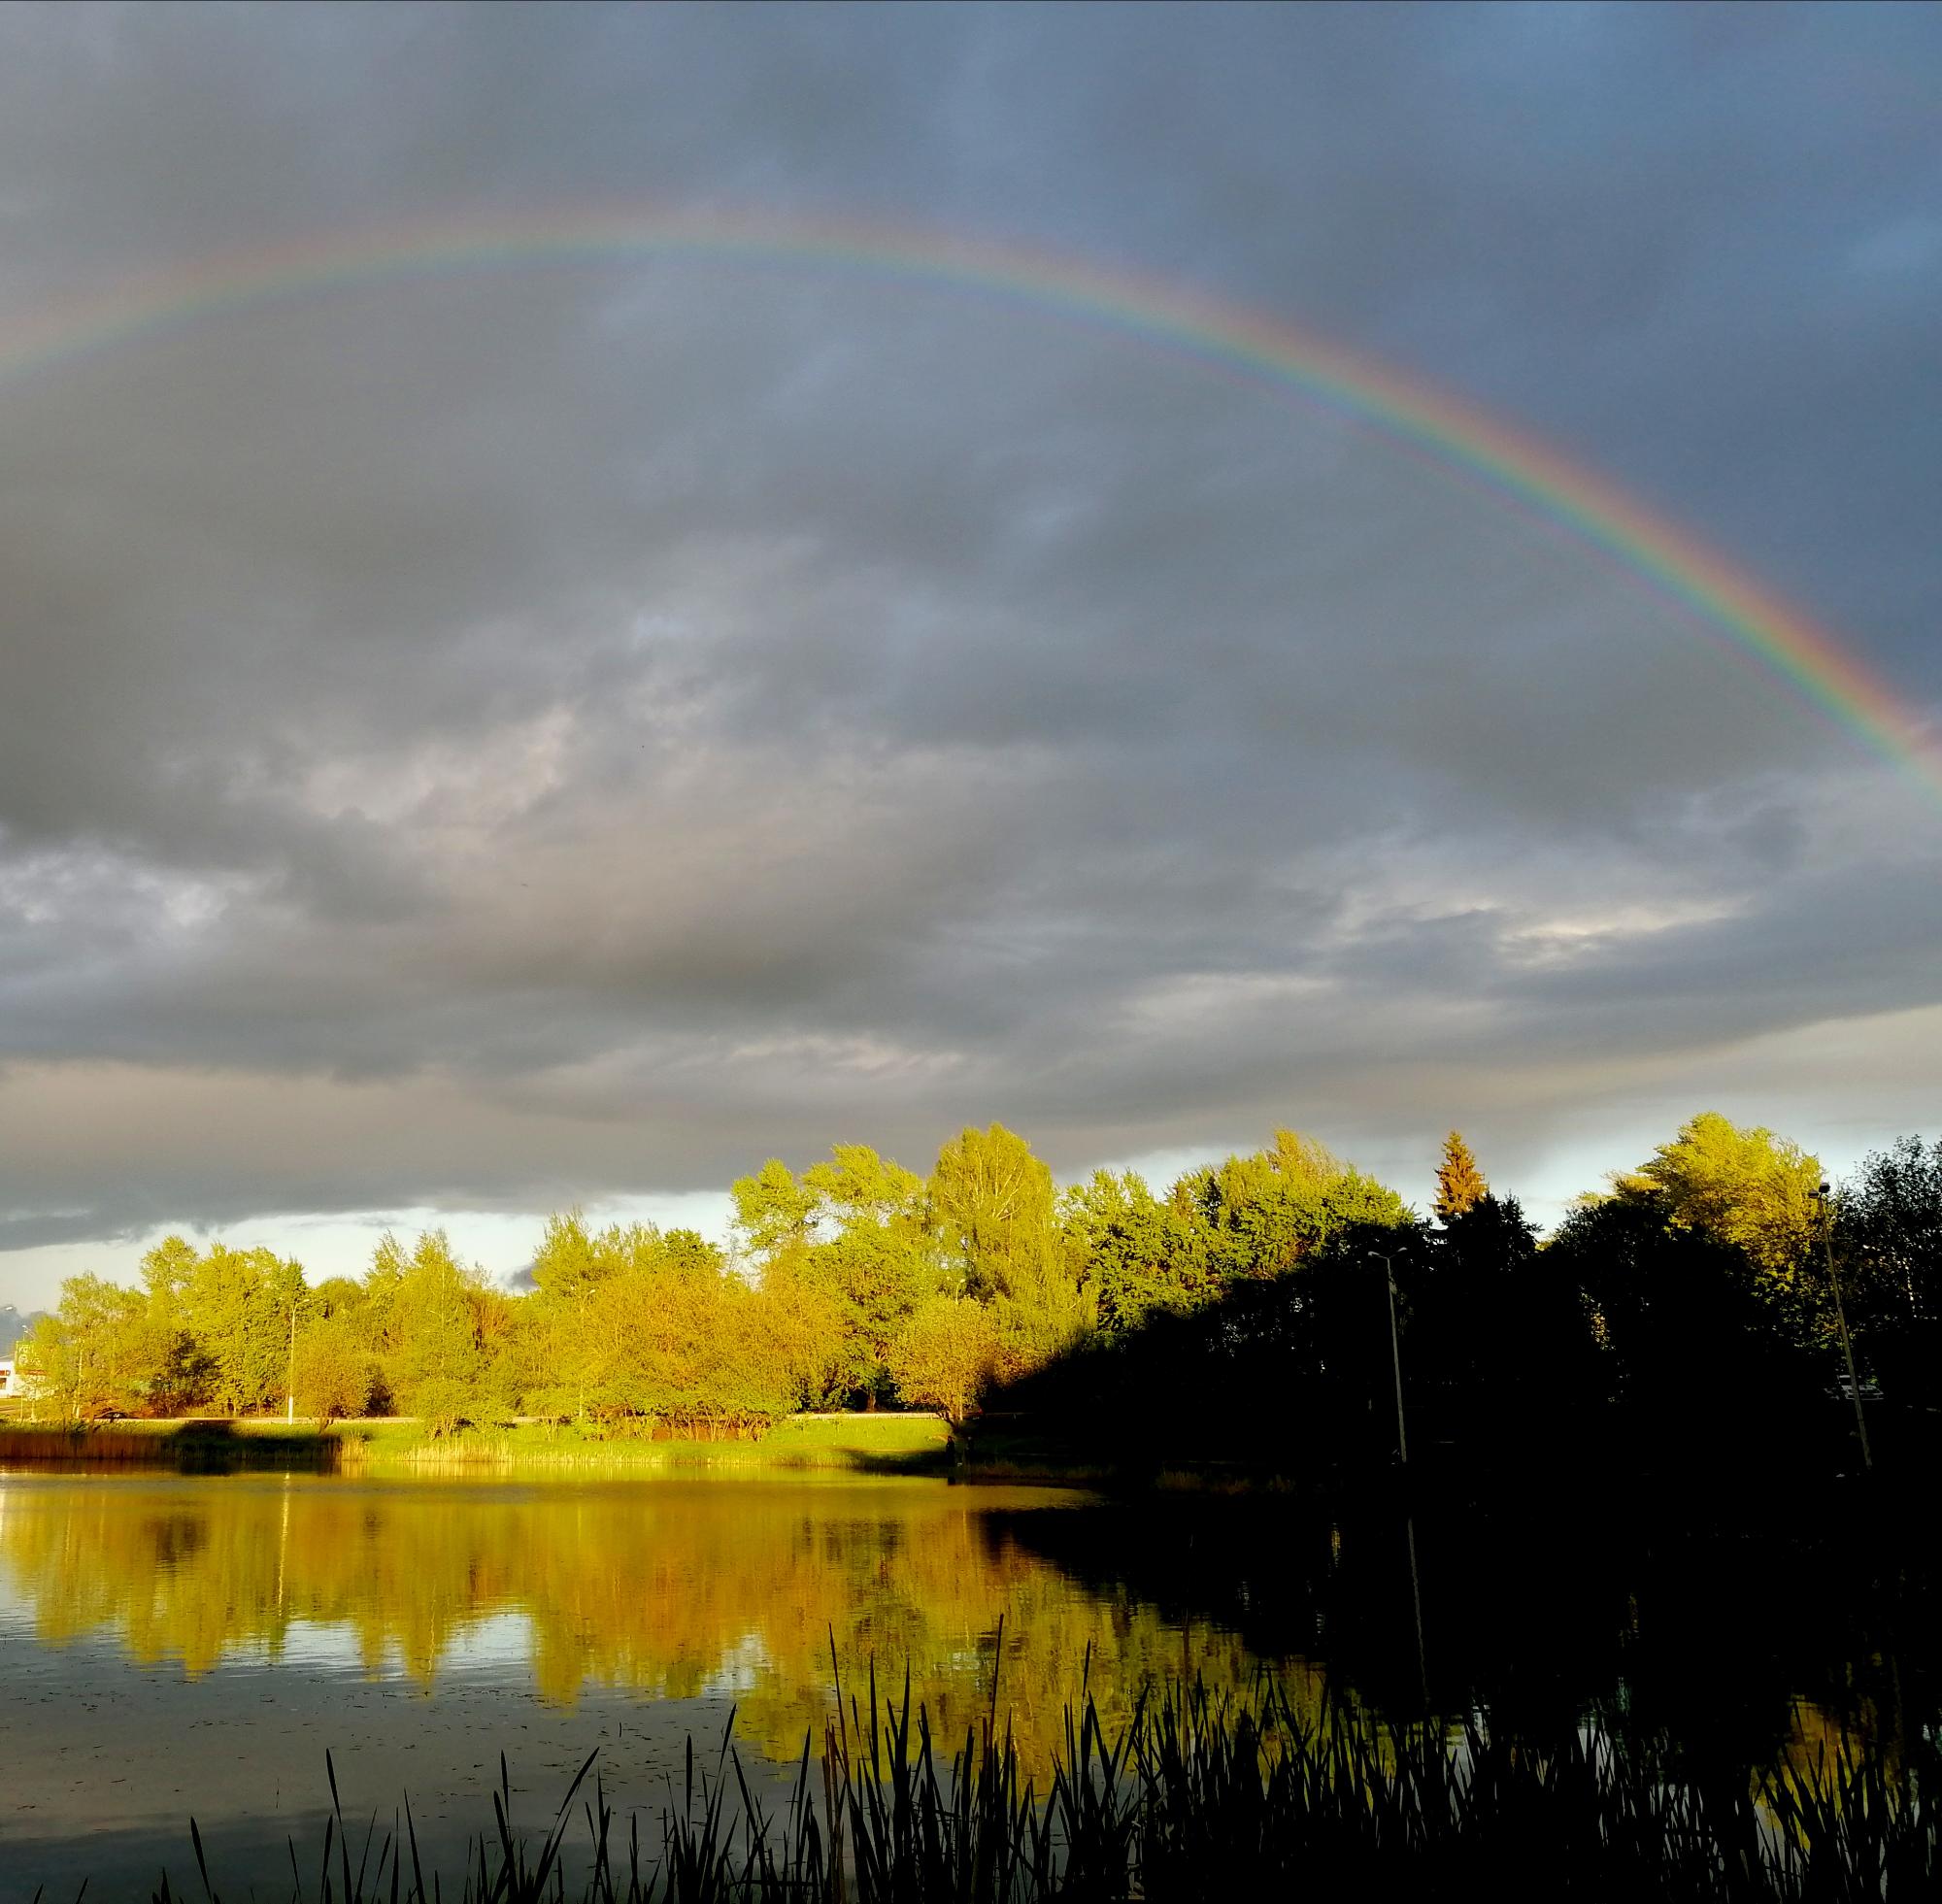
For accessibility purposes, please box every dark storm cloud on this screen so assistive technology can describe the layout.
[0,2,1936,1259]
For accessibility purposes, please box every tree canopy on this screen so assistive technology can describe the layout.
[14,1114,1938,1463]
[1433,1131,1489,1223]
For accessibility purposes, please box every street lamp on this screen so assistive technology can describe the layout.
[1376,1253,1408,1467]
[1816,1183,1872,1474]
[285,1292,315,1425]
[1377,1248,1427,1708]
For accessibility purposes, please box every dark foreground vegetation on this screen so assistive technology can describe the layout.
[130,1679,1935,1904]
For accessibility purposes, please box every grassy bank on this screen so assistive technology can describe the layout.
[133,1681,1935,1903]
[0,1411,954,1477]
[0,1418,343,1471]
[336,1412,953,1475]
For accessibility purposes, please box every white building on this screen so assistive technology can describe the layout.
[0,1359,26,1399]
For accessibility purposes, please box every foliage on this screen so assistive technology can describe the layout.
[375,1230,496,1431]
[734,1145,944,1403]
[930,1122,1060,1300]
[1837,1134,1942,1404]
[1265,1125,1346,1188]
[930,1125,1096,1380]
[522,1217,814,1429]
[747,1255,851,1409]
[18,1277,151,1420]
[727,1158,820,1261]
[1060,1170,1212,1336]
[11,1111,1938,1456]
[1634,1111,1825,1325]
[184,1241,306,1415]
[1414,1192,1602,1446]
[1546,1186,1825,1449]
[291,1314,375,1421]
[887,1296,1000,1423]
[1171,1135,1412,1285]
[1432,1129,1489,1222]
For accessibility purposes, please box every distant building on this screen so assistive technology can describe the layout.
[0,1359,27,1398]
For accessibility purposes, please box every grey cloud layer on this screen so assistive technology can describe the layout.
[0,4,1936,1250]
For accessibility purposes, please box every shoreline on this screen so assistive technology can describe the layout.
[0,1411,960,1478]
[7,1411,1931,1507]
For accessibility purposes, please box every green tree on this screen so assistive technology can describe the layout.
[887,1298,1000,1424]
[1633,1113,1824,1332]
[807,1223,937,1400]
[516,1218,802,1429]
[804,1145,928,1229]
[805,1145,940,1400]
[136,1235,210,1413]
[1837,1135,1942,1404]
[1059,1170,1211,1336]
[291,1314,375,1420]
[930,1124,1089,1378]
[21,1276,152,1419]
[520,1210,626,1418]
[931,1123,1059,1299]
[1174,1135,1411,1284]
[731,1146,943,1406]
[377,1231,490,1433]
[729,1160,821,1263]
[1433,1131,1489,1223]
[1268,1128,1347,1191]
[746,1257,851,1412]
[182,1244,306,1415]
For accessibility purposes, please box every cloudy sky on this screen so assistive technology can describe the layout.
[1,3,1937,1305]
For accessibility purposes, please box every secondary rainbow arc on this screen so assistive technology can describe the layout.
[5,206,1935,811]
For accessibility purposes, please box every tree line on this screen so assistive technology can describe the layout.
[14,1114,1940,1442]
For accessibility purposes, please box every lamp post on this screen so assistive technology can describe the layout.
[1377,1252,1408,1467]
[285,1292,314,1425]
[1816,1183,1872,1474]
[1377,1248,1428,1708]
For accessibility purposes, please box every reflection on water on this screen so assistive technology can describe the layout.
[0,1470,1931,1893]
[2,1472,1270,1893]
[0,1476,1262,1814]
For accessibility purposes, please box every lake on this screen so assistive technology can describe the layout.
[0,1468,1928,1896]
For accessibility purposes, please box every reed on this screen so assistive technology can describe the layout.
[103,1680,1938,1903]
[0,1420,340,1470]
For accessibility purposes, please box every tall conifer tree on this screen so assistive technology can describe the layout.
[1434,1131,1489,1222]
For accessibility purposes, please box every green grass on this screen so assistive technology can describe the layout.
[337,1412,952,1474]
[0,1412,954,1476]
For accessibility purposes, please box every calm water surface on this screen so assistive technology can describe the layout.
[0,1472,1256,1896]
[0,1469,1925,1897]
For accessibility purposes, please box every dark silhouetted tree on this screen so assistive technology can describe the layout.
[1837,1134,1942,1405]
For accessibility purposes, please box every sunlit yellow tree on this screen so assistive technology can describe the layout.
[931,1123,1092,1380]
[887,1296,1000,1424]
[1433,1131,1489,1223]
[374,1230,492,1432]
[19,1277,151,1419]
[1633,1112,1825,1328]
[184,1242,307,1415]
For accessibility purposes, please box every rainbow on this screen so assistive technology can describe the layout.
[6,206,1936,808]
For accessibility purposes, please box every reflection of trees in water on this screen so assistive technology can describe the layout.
[0,1482,1261,1769]
[14,1480,1925,1789]
[992,1495,1940,1792]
